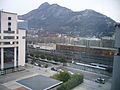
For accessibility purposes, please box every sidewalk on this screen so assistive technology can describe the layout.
[72,79,111,90]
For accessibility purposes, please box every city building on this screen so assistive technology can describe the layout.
[111,23,120,90]
[56,44,116,66]
[0,11,26,75]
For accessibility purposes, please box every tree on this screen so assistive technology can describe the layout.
[53,57,59,62]
[51,72,70,82]
[30,53,34,57]
[35,54,39,58]
[45,64,48,68]
[40,55,46,59]
[38,64,41,67]
[106,67,113,73]
[46,56,52,60]
[60,58,67,66]
[57,74,84,90]
[31,60,34,64]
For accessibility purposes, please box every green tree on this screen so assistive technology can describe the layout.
[57,74,84,90]
[46,56,52,60]
[45,64,48,68]
[51,72,70,82]
[35,54,39,58]
[53,57,59,62]
[38,64,41,67]
[106,67,113,73]
[30,53,34,57]
[40,55,46,59]
[60,58,67,66]
[31,60,34,64]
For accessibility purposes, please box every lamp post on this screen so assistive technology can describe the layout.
[111,23,120,90]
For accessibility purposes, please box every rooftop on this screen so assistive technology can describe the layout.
[17,75,62,90]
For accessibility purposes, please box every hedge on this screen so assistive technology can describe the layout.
[57,74,84,90]
[50,72,71,82]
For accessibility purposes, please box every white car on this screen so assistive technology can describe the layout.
[58,69,64,72]
[68,71,74,75]
[95,77,105,84]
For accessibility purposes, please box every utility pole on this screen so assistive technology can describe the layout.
[111,23,120,90]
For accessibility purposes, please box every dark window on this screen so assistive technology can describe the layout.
[4,36,14,39]
[12,42,15,44]
[8,22,11,26]
[16,36,19,39]
[22,36,26,39]
[8,17,11,20]
[8,28,11,31]
[4,42,10,45]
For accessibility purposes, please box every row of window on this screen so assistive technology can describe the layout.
[0,36,25,39]
[8,17,11,31]
[56,45,116,56]
[3,42,19,45]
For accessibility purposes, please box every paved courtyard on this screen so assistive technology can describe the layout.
[0,64,112,90]
[72,79,111,90]
[0,64,57,90]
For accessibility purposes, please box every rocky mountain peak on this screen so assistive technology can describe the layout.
[38,2,50,9]
[19,2,116,37]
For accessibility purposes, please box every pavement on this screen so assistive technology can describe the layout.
[58,66,110,82]
[0,64,57,90]
[0,63,112,90]
[72,79,111,90]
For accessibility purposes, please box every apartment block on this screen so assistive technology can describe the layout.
[0,11,26,75]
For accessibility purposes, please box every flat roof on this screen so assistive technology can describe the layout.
[0,10,17,15]
[17,75,62,90]
[57,44,117,51]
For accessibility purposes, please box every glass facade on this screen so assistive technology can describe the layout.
[4,48,14,69]
[0,48,1,69]
[0,11,1,33]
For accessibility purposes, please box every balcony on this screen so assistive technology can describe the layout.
[0,44,18,48]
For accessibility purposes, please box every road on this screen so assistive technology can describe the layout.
[57,65,111,82]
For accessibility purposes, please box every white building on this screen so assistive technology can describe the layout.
[0,11,26,75]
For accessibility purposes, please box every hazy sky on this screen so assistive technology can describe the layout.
[0,0,120,22]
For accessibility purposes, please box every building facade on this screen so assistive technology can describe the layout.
[111,23,120,90]
[0,11,26,75]
[56,44,116,66]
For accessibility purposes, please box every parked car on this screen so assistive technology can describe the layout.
[58,69,64,72]
[95,77,105,84]
[34,63,38,66]
[68,71,74,75]
[51,67,57,71]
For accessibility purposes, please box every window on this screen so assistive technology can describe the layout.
[22,36,26,39]
[8,27,11,31]
[8,22,11,26]
[4,31,14,33]
[4,36,14,39]
[4,42,10,45]
[8,17,11,20]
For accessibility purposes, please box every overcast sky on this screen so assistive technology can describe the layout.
[0,0,120,22]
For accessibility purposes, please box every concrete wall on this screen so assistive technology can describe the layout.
[18,29,26,66]
[0,11,17,33]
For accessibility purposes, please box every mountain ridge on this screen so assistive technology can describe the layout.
[18,2,116,37]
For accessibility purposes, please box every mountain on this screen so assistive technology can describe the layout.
[18,2,116,37]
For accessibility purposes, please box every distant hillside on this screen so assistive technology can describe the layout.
[18,2,116,37]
